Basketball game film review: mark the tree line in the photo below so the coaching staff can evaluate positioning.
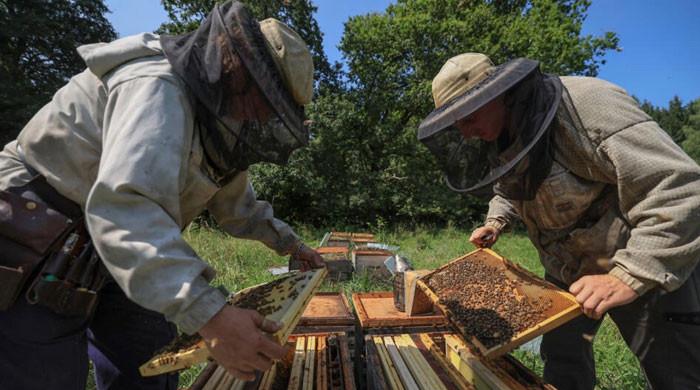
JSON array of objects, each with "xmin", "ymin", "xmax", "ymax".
[{"xmin": 1, "ymin": 0, "xmax": 698, "ymax": 228}]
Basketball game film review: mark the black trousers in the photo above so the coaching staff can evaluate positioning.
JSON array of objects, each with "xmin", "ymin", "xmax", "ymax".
[
  {"xmin": 0, "ymin": 281, "xmax": 178, "ymax": 390},
  {"xmin": 541, "ymin": 267, "xmax": 700, "ymax": 389}
]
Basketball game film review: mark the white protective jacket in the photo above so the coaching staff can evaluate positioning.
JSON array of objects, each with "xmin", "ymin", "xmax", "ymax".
[{"xmin": 0, "ymin": 33, "xmax": 299, "ymax": 334}]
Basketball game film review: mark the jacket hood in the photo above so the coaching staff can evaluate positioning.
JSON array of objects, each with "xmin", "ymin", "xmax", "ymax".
[{"xmin": 77, "ymin": 33, "xmax": 163, "ymax": 78}]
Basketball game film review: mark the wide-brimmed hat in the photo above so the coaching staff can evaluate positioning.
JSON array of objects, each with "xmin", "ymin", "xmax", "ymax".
[
  {"xmin": 417, "ymin": 53, "xmax": 562, "ymax": 197},
  {"xmin": 419, "ymin": 53, "xmax": 540, "ymax": 140},
  {"xmin": 259, "ymin": 18, "xmax": 313, "ymax": 106},
  {"xmin": 160, "ymin": 1, "xmax": 314, "ymax": 184}
]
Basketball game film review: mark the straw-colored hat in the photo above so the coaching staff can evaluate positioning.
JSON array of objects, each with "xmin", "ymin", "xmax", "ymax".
[
  {"xmin": 417, "ymin": 53, "xmax": 563, "ymax": 196},
  {"xmin": 420, "ymin": 53, "xmax": 541, "ymax": 139},
  {"xmin": 260, "ymin": 18, "xmax": 314, "ymax": 106}
]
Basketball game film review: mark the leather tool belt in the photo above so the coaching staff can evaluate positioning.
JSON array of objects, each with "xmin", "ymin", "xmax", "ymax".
[{"xmin": 0, "ymin": 175, "xmax": 107, "ymax": 318}]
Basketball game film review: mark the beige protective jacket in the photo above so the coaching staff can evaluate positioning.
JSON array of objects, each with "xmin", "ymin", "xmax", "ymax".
[
  {"xmin": 0, "ymin": 33, "xmax": 299, "ymax": 334},
  {"xmin": 486, "ymin": 76, "xmax": 700, "ymax": 295}
]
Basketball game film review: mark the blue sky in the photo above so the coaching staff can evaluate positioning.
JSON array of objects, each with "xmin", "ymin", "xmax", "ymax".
[{"xmin": 105, "ymin": 0, "xmax": 699, "ymax": 107}]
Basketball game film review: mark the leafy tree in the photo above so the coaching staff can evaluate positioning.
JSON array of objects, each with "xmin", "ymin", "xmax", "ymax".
[
  {"xmin": 681, "ymin": 99, "xmax": 700, "ymax": 164},
  {"xmin": 0, "ymin": 0, "xmax": 116, "ymax": 145},
  {"xmin": 296, "ymin": 0, "xmax": 619, "ymax": 226},
  {"xmin": 640, "ymin": 96, "xmax": 697, "ymax": 148}
]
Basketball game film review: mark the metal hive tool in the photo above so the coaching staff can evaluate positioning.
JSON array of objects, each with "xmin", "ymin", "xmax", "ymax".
[{"xmin": 139, "ymin": 268, "xmax": 327, "ymax": 377}]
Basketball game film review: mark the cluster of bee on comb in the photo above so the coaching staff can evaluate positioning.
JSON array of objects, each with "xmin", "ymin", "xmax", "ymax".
[{"xmin": 140, "ymin": 270, "xmax": 324, "ymax": 377}]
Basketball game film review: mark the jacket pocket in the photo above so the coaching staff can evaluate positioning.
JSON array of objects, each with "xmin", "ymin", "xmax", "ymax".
[
  {"xmin": 525, "ymin": 162, "xmax": 605, "ymax": 230},
  {"xmin": 565, "ymin": 208, "xmax": 631, "ymax": 274}
]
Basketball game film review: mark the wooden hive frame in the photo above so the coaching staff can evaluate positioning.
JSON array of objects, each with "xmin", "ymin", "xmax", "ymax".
[
  {"xmin": 188, "ymin": 332, "xmax": 356, "ymax": 390},
  {"xmin": 139, "ymin": 268, "xmax": 327, "ymax": 377},
  {"xmin": 365, "ymin": 333, "xmax": 475, "ymax": 390},
  {"xmin": 443, "ymin": 334, "xmax": 556, "ymax": 390},
  {"xmin": 417, "ymin": 248, "xmax": 581, "ymax": 358}
]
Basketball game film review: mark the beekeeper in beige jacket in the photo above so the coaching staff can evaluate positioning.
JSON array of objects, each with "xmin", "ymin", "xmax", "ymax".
[
  {"xmin": 418, "ymin": 53, "xmax": 700, "ymax": 389},
  {"xmin": 0, "ymin": 2, "xmax": 323, "ymax": 389}
]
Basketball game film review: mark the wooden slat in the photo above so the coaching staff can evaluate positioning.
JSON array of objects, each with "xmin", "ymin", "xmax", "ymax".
[
  {"xmin": 443, "ymin": 334, "xmax": 511, "ymax": 390},
  {"xmin": 394, "ymin": 335, "xmax": 447, "ymax": 390},
  {"xmin": 352, "ymin": 292, "xmax": 446, "ymax": 328},
  {"xmin": 372, "ymin": 337, "xmax": 405, "ymax": 390},
  {"xmin": 417, "ymin": 248, "xmax": 581, "ymax": 358},
  {"xmin": 338, "ymin": 334, "xmax": 356, "ymax": 390},
  {"xmin": 257, "ymin": 364, "xmax": 277, "ymax": 390},
  {"xmin": 189, "ymin": 363, "xmax": 219, "ymax": 390},
  {"xmin": 287, "ymin": 337, "xmax": 306, "ymax": 390},
  {"xmin": 217, "ymin": 372, "xmax": 236, "ymax": 390},
  {"xmin": 302, "ymin": 336, "xmax": 316, "ymax": 390},
  {"xmin": 364, "ymin": 336, "xmax": 390, "ymax": 390},
  {"xmin": 202, "ymin": 365, "xmax": 227, "ymax": 390},
  {"xmin": 383, "ymin": 336, "xmax": 420, "ymax": 390},
  {"xmin": 418, "ymin": 334, "xmax": 473, "ymax": 390},
  {"xmin": 230, "ymin": 378, "xmax": 245, "ymax": 390},
  {"xmin": 316, "ymin": 336, "xmax": 328, "ymax": 390}
]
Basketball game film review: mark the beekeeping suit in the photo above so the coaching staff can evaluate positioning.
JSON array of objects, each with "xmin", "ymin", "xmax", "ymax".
[
  {"xmin": 420, "ymin": 53, "xmax": 700, "ymax": 389},
  {"xmin": 0, "ymin": 2, "xmax": 318, "ymax": 388}
]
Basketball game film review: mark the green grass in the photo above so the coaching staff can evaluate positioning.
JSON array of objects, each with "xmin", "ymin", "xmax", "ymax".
[{"xmin": 89, "ymin": 225, "xmax": 646, "ymax": 388}]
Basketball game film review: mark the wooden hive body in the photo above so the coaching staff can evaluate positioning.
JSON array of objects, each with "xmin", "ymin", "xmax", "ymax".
[{"xmin": 351, "ymin": 250, "xmax": 393, "ymax": 277}]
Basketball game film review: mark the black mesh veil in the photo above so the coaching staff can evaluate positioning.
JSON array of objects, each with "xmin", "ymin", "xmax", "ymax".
[
  {"xmin": 418, "ymin": 60, "xmax": 562, "ymax": 200},
  {"xmin": 161, "ymin": 1, "xmax": 309, "ymax": 185}
]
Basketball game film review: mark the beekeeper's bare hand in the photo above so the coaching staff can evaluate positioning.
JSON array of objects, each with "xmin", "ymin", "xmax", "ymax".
[
  {"xmin": 469, "ymin": 226, "xmax": 499, "ymax": 248},
  {"xmin": 570, "ymin": 274, "xmax": 638, "ymax": 320},
  {"xmin": 198, "ymin": 305, "xmax": 286, "ymax": 381},
  {"xmin": 291, "ymin": 242, "xmax": 326, "ymax": 272}
]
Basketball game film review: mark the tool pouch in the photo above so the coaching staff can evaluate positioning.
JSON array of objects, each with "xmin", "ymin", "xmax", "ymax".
[
  {"xmin": 28, "ymin": 277, "xmax": 99, "ymax": 317},
  {"xmin": 0, "ymin": 188, "xmax": 75, "ymax": 310},
  {"xmin": 27, "ymin": 247, "xmax": 107, "ymax": 318}
]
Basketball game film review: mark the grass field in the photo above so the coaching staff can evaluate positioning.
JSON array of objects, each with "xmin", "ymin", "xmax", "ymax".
[{"xmin": 172, "ymin": 224, "xmax": 646, "ymax": 389}]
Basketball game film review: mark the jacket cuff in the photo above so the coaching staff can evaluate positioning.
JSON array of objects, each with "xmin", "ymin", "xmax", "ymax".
[
  {"xmin": 277, "ymin": 234, "xmax": 301, "ymax": 256},
  {"xmin": 485, "ymin": 218, "xmax": 508, "ymax": 232},
  {"xmin": 609, "ymin": 265, "xmax": 656, "ymax": 296},
  {"xmin": 175, "ymin": 286, "xmax": 228, "ymax": 335}
]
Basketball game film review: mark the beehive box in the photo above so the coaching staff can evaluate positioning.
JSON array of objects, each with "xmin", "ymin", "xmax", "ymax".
[
  {"xmin": 417, "ymin": 248, "xmax": 581, "ymax": 358},
  {"xmin": 298, "ymin": 292, "xmax": 355, "ymax": 327},
  {"xmin": 139, "ymin": 269, "xmax": 327, "ymax": 376},
  {"xmin": 352, "ymin": 292, "xmax": 446, "ymax": 329},
  {"xmin": 320, "ymin": 232, "xmax": 377, "ymax": 248},
  {"xmin": 351, "ymin": 250, "xmax": 393, "ymax": 277},
  {"xmin": 189, "ymin": 333, "xmax": 356, "ymax": 390},
  {"xmin": 317, "ymin": 247, "xmax": 354, "ymax": 281}
]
